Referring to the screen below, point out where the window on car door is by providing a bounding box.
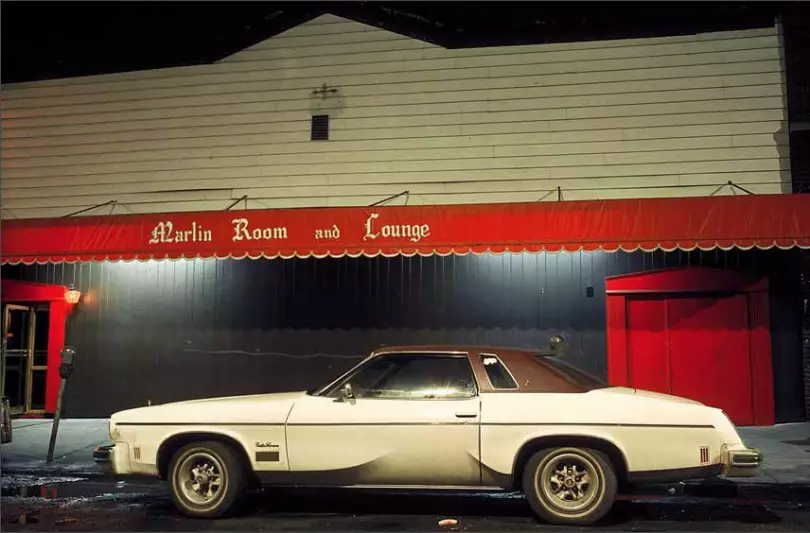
[334,353,478,400]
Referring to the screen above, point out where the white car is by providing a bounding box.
[96,345,762,525]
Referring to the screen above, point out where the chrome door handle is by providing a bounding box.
[455,412,478,418]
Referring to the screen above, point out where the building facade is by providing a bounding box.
[1,14,809,424]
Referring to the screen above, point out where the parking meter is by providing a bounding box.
[48,345,76,462]
[59,346,76,379]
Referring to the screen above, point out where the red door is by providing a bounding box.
[626,297,669,395]
[667,295,754,426]
[606,267,774,427]
[624,293,755,426]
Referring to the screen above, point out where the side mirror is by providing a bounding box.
[337,382,355,402]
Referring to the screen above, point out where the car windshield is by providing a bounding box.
[534,355,609,391]
[309,355,374,396]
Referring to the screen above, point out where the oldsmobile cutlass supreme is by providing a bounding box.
[95,344,762,525]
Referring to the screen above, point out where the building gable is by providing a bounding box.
[0,22,788,220]
[217,14,437,64]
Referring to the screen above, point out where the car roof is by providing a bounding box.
[370,345,557,358]
[366,344,601,394]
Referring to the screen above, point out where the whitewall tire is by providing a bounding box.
[522,446,617,526]
[168,440,247,518]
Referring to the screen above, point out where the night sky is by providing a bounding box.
[0,1,793,84]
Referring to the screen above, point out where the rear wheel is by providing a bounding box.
[168,440,247,518]
[522,446,617,526]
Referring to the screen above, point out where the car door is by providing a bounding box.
[285,352,482,487]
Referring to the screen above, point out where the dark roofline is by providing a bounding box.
[1,1,790,84]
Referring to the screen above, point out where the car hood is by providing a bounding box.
[110,391,308,425]
[591,386,705,406]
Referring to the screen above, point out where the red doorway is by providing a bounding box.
[606,267,774,426]
[1,279,73,416]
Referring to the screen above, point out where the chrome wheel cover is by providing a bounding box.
[536,451,601,513]
[175,451,227,507]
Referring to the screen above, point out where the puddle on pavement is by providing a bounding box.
[0,478,161,500]
[6,512,39,525]
[1,475,85,490]
[783,437,810,449]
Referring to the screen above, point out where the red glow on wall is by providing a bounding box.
[605,267,775,426]
[1,279,71,414]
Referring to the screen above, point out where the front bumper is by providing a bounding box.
[94,442,158,477]
[722,445,764,477]
[93,444,116,476]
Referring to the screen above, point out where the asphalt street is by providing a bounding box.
[2,474,810,532]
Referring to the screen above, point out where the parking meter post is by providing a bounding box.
[47,346,76,463]
[46,380,67,463]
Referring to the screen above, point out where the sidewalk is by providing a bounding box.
[2,419,809,485]
[0,419,110,477]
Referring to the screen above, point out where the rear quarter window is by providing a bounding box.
[480,353,518,389]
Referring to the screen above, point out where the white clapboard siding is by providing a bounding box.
[0,15,790,219]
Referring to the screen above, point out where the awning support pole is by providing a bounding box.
[727,181,756,195]
[62,200,117,218]
[536,187,564,202]
[710,181,756,196]
[369,190,409,207]
[225,195,248,211]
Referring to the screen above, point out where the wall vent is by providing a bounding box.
[311,115,329,141]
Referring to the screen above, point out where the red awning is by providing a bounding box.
[2,195,809,265]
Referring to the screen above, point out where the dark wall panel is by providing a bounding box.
[1,248,804,422]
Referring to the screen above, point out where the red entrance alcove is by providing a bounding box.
[605,266,774,426]
[1,279,75,415]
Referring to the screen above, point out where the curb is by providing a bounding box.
[683,480,810,502]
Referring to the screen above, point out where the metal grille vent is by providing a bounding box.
[311,115,329,141]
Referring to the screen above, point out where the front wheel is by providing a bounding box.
[168,440,247,518]
[522,446,617,526]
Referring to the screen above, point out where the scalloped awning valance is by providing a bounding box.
[2,195,809,265]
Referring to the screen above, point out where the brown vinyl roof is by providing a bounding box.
[369,344,591,394]
[371,345,556,357]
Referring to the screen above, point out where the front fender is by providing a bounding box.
[150,426,256,476]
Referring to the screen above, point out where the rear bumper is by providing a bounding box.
[721,445,764,478]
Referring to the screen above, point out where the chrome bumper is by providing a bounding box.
[722,446,764,477]
[93,442,157,478]
[93,444,115,475]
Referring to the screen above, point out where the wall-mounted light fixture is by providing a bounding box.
[64,285,82,304]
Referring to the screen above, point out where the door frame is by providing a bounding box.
[605,266,775,426]
[2,304,36,415]
[1,279,75,416]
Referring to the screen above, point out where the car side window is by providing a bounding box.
[337,353,477,400]
[480,353,518,389]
